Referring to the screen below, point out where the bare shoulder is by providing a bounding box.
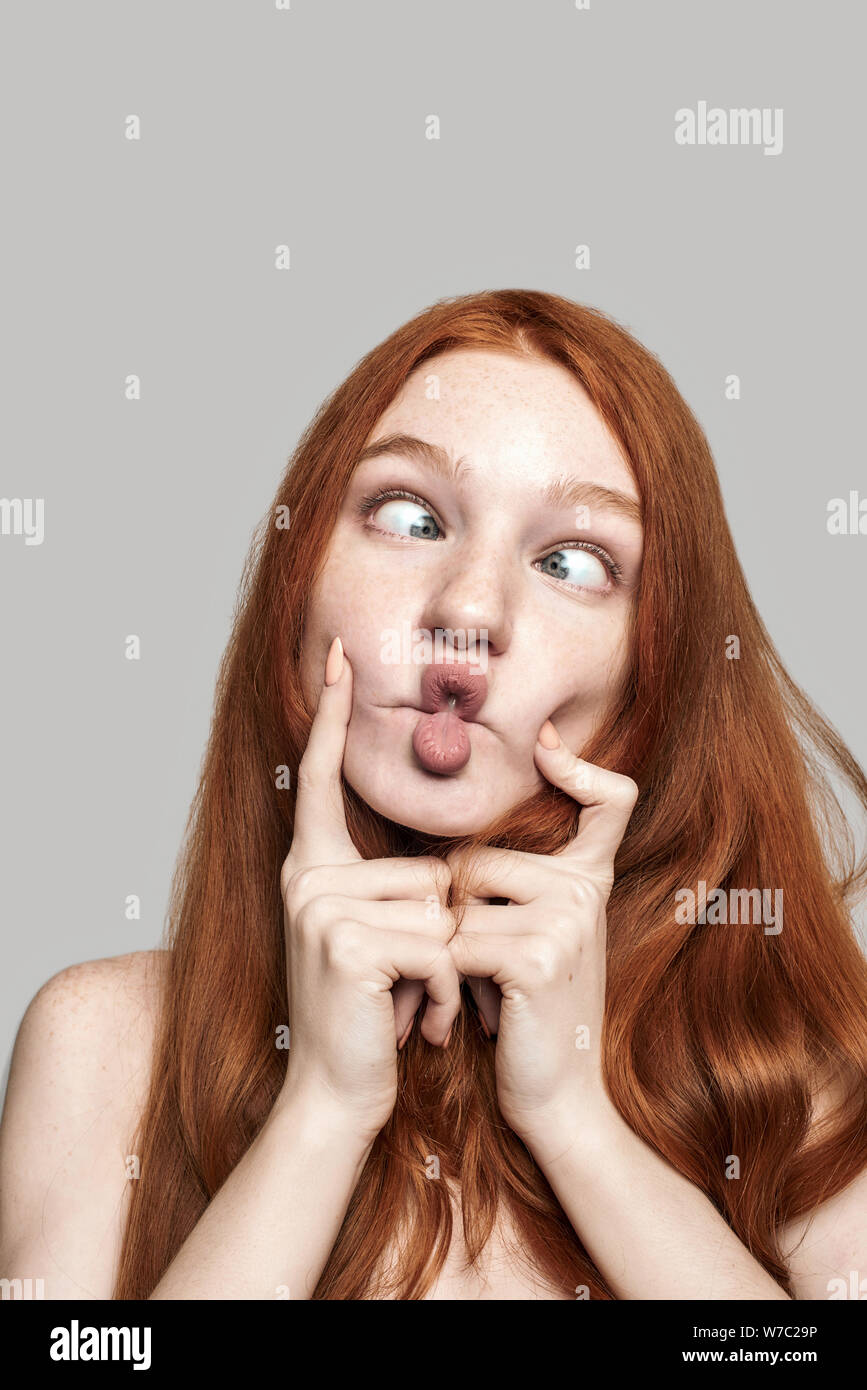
[0,949,170,1299]
[19,948,168,1056]
[5,949,169,1118]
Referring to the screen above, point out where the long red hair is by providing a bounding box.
[114,289,867,1299]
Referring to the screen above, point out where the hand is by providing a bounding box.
[280,637,462,1142]
[445,719,639,1160]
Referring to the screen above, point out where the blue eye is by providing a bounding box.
[358,487,622,592]
[359,490,442,540]
[537,546,611,591]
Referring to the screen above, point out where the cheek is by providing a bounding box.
[544,611,633,718]
[301,557,413,700]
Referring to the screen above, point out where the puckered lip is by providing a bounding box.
[404,704,488,726]
[417,660,489,720]
[379,702,491,730]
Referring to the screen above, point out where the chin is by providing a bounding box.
[350,778,497,838]
[342,748,502,838]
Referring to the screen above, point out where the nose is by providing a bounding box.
[416,546,513,659]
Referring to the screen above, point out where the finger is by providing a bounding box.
[448,930,542,994]
[534,720,639,868]
[458,902,530,935]
[371,930,461,1048]
[282,856,452,913]
[458,904,519,1035]
[447,844,542,904]
[301,894,456,939]
[465,974,501,1037]
[293,636,357,860]
[461,894,501,1037]
[298,855,451,903]
[392,977,426,1041]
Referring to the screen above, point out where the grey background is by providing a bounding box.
[2,0,865,1098]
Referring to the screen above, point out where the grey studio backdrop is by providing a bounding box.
[2,0,866,1102]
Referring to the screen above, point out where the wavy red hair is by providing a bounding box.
[113,290,867,1300]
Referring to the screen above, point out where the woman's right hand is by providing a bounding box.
[279,637,462,1141]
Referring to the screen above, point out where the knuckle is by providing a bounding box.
[426,856,452,895]
[521,937,564,986]
[324,920,365,972]
[564,876,594,912]
[423,937,452,975]
[431,906,458,942]
[279,855,296,899]
[297,892,343,934]
[295,759,316,794]
[282,865,319,914]
[564,875,609,917]
[297,751,337,794]
[613,774,640,808]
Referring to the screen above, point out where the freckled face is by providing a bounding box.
[299,348,644,836]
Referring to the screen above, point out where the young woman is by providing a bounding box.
[2,289,866,1301]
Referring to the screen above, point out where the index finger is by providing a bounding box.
[293,635,357,861]
[534,720,639,870]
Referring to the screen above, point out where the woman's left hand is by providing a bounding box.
[446,719,639,1161]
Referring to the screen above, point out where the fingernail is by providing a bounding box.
[537,719,560,750]
[324,635,344,687]
[397,1019,413,1049]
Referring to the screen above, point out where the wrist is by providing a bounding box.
[511,1088,626,1171]
[271,1079,381,1161]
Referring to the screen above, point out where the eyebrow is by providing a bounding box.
[355,432,642,526]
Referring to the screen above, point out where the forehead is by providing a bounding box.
[369,347,637,500]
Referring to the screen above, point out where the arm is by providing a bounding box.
[445,724,793,1301]
[2,642,458,1301]
[148,1084,372,1300]
[152,635,457,1300]
[527,1098,791,1300]
[0,957,372,1301]
[534,1085,867,1301]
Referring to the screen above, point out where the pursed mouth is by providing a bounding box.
[419,660,488,721]
[373,702,495,736]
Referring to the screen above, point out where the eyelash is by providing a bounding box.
[357,487,624,588]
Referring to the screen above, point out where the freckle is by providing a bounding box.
[568,973,573,981]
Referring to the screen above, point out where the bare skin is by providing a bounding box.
[0,666,863,1299]
[0,946,568,1299]
[2,349,865,1298]
[299,348,644,838]
[0,950,168,1300]
[0,652,576,1298]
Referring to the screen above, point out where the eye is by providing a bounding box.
[358,488,442,540]
[536,544,620,592]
